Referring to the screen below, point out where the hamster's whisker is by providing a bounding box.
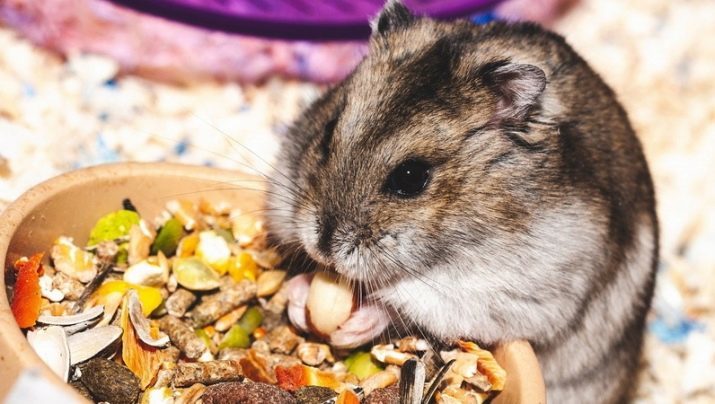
[157,183,296,206]
[144,129,312,206]
[374,244,452,297]
[281,240,317,275]
[144,130,275,181]
[370,254,438,349]
[388,280,442,359]
[157,184,315,215]
[191,113,316,203]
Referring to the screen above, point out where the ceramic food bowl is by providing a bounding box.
[0,162,545,403]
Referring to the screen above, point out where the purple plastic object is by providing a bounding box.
[107,0,505,41]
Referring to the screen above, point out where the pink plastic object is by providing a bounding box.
[108,0,506,40]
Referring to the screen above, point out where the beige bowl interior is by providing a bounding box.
[0,162,544,403]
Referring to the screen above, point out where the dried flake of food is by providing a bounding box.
[174,383,206,404]
[88,209,141,246]
[90,290,123,327]
[296,342,334,367]
[275,364,341,392]
[190,280,257,327]
[239,348,277,384]
[140,387,173,404]
[251,339,271,354]
[52,272,84,301]
[248,247,282,269]
[335,390,361,404]
[259,310,286,333]
[436,385,488,404]
[154,368,177,389]
[128,220,155,265]
[464,372,492,392]
[363,386,399,404]
[440,351,477,385]
[256,270,287,297]
[328,362,350,381]
[196,230,232,274]
[177,233,199,258]
[158,315,207,360]
[360,369,398,397]
[121,294,167,388]
[151,218,183,257]
[294,385,337,404]
[199,198,231,216]
[396,337,429,353]
[93,240,120,261]
[228,251,259,283]
[213,305,247,332]
[196,328,219,354]
[371,344,417,366]
[264,352,303,371]
[166,200,198,231]
[91,280,163,316]
[306,272,354,336]
[231,212,262,247]
[172,360,243,387]
[51,237,97,283]
[41,301,71,317]
[39,274,64,302]
[202,381,297,404]
[218,348,248,362]
[80,358,141,404]
[173,257,221,291]
[457,340,507,391]
[123,253,169,287]
[10,253,45,328]
[267,325,304,354]
[253,326,267,339]
[165,288,197,318]
[264,281,290,315]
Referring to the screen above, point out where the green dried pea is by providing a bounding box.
[238,306,263,334]
[88,209,140,246]
[219,324,251,350]
[344,351,383,380]
[151,218,184,256]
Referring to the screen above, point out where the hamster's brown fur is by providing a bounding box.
[266,2,658,403]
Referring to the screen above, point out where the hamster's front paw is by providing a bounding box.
[286,272,313,333]
[285,272,389,348]
[329,303,390,349]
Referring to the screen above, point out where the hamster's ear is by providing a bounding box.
[481,62,547,122]
[371,0,415,36]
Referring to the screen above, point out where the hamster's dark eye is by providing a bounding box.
[385,159,432,197]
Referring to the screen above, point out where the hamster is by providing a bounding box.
[265,1,658,403]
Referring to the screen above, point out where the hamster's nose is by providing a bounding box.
[354,226,373,241]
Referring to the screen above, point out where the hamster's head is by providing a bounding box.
[267,2,594,288]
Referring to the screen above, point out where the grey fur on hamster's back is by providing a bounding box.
[265,3,657,403]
